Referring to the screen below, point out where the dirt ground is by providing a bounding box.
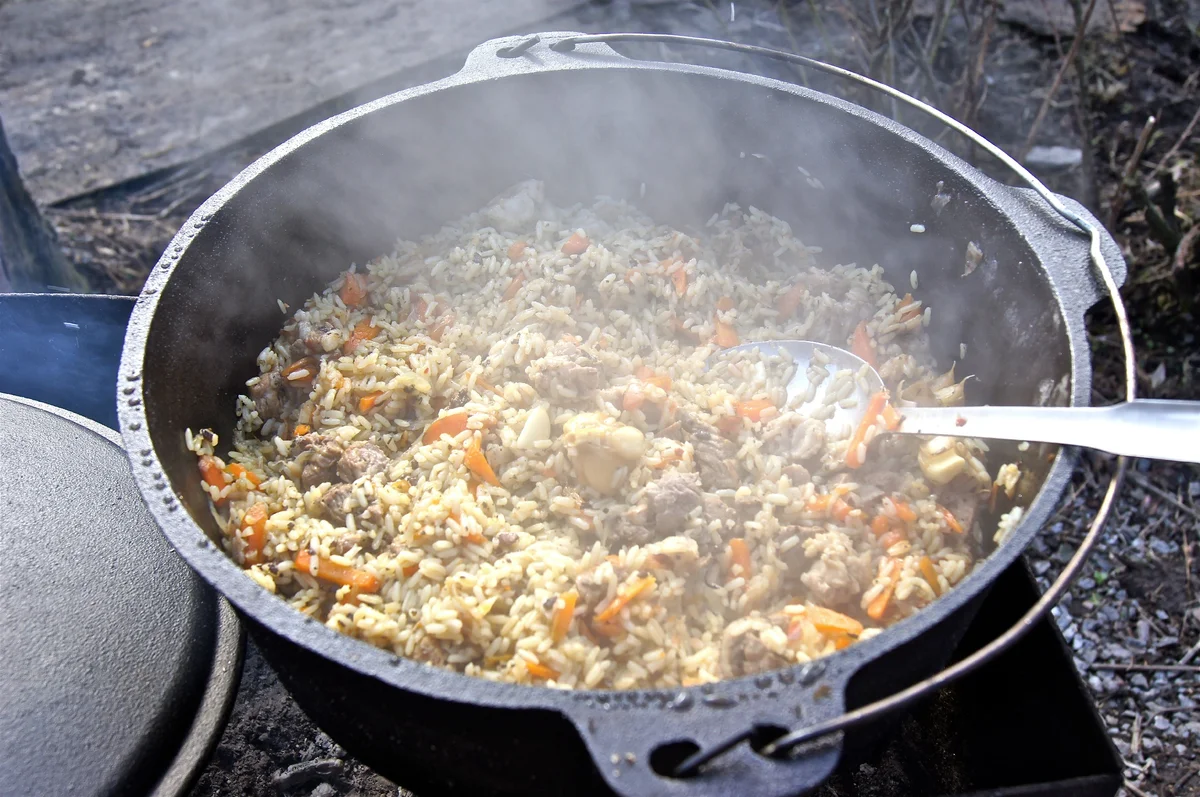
[7,0,1198,794]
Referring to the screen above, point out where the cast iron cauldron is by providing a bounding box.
[119,33,1126,797]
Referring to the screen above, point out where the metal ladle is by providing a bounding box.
[726,340,1200,464]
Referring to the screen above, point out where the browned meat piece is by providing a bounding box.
[679,413,739,490]
[527,340,602,402]
[330,531,369,556]
[702,493,738,534]
[250,370,285,421]
[574,568,611,612]
[783,463,811,485]
[337,442,390,482]
[296,319,343,354]
[496,531,520,548]
[605,504,654,547]
[764,415,826,462]
[719,617,789,678]
[646,472,703,534]
[939,482,984,536]
[292,433,345,488]
[320,483,355,518]
[412,636,447,667]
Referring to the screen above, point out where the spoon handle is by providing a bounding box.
[895,399,1200,464]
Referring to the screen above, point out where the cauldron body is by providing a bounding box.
[120,34,1124,797]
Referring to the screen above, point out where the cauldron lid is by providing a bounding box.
[0,394,242,797]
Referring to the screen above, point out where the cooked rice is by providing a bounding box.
[189,180,1020,689]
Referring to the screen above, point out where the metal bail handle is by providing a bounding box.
[501,32,1135,778]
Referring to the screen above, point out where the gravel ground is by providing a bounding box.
[1034,455,1200,797]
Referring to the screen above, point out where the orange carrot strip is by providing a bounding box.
[402,564,419,578]
[561,232,589,255]
[358,391,385,413]
[833,635,855,650]
[734,398,774,422]
[507,240,527,260]
[893,499,918,523]
[671,268,688,296]
[463,531,486,545]
[226,463,262,488]
[282,356,319,385]
[503,271,526,301]
[644,374,673,391]
[713,318,739,348]
[880,402,902,430]
[595,575,656,623]
[866,583,894,621]
[939,505,964,534]
[422,411,469,445]
[428,314,452,342]
[294,550,380,592]
[526,661,559,679]
[241,503,269,566]
[293,423,311,437]
[777,283,807,319]
[198,455,227,497]
[551,590,577,643]
[715,415,743,437]
[845,391,889,468]
[728,538,752,580]
[412,296,429,321]
[897,293,922,322]
[870,514,891,536]
[339,272,368,307]
[717,295,735,312]
[831,497,853,523]
[879,529,906,549]
[622,387,646,412]
[919,556,942,596]
[343,318,380,354]
[465,438,501,486]
[851,321,876,367]
[635,365,656,379]
[805,606,864,637]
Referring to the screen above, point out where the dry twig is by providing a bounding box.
[1018,0,1100,161]
[1107,116,1157,229]
[1091,662,1200,673]
[1127,470,1200,522]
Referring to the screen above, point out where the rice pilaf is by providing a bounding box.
[188,180,1019,689]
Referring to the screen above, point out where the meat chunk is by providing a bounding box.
[605,504,654,547]
[719,617,789,678]
[527,340,603,402]
[249,370,286,421]
[764,414,826,462]
[796,531,872,608]
[295,319,343,354]
[337,442,390,482]
[646,472,703,534]
[292,433,345,488]
[320,483,355,518]
[938,482,984,536]
[412,635,447,667]
[680,413,739,490]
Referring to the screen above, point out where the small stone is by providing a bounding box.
[272,759,343,790]
[1053,543,1074,564]
[310,785,337,797]
[1152,715,1171,732]
[1077,577,1096,590]
[1131,674,1149,689]
[1189,480,1199,498]
[1177,744,1189,755]
[1033,559,1052,575]
[1106,643,1133,659]
[1149,538,1177,556]
[1113,738,1131,756]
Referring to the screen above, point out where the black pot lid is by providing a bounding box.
[0,394,242,797]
